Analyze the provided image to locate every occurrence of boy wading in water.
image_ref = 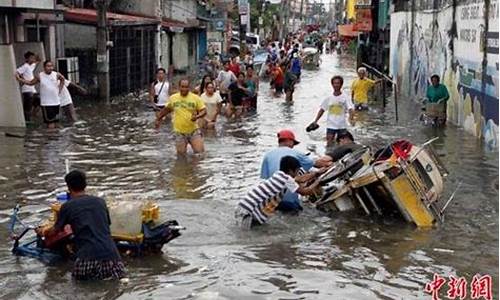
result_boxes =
[235,156,321,230]
[15,51,40,122]
[37,170,126,280]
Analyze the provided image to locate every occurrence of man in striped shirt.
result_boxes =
[236,156,320,229]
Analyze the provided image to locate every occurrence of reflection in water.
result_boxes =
[0,54,497,299]
[170,156,208,200]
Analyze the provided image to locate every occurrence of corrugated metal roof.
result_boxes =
[64,8,159,26]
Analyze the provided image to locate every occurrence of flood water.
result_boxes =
[0,54,498,300]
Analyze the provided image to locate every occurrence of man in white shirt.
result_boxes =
[309,75,355,147]
[215,61,237,103]
[15,51,39,122]
[21,60,65,129]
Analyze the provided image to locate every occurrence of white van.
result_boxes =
[231,31,260,51]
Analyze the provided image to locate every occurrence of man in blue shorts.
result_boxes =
[261,129,332,212]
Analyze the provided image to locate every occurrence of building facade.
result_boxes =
[63,8,159,95]
[390,0,499,147]
[0,0,63,127]
[60,0,209,96]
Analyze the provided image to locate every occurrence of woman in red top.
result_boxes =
[228,56,240,77]
[271,63,285,96]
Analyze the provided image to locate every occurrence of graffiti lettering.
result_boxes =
[486,32,499,53]
[487,36,499,48]
[489,2,498,19]
[459,29,477,43]
[460,4,483,20]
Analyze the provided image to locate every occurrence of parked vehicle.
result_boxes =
[302,47,321,69]
[246,32,260,51]
[230,31,261,52]
[253,49,269,78]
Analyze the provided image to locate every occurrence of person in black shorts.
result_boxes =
[228,73,251,118]
[22,60,65,129]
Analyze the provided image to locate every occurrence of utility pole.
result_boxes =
[95,0,110,103]
[239,13,246,57]
[238,0,247,58]
[284,0,290,36]
[300,0,304,25]
[279,0,288,41]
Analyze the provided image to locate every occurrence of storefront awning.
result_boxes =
[65,8,159,26]
[161,17,202,32]
[338,24,359,37]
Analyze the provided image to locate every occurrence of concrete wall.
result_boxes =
[112,0,161,18]
[0,45,25,127]
[64,23,95,49]
[0,0,54,10]
[163,0,198,24]
[390,0,499,148]
[159,30,171,68]
[172,32,189,70]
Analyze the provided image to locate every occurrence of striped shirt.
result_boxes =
[238,171,299,224]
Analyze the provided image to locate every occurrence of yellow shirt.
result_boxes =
[351,78,375,104]
[167,92,206,134]
[346,0,356,20]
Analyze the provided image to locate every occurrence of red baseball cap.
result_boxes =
[277,129,300,145]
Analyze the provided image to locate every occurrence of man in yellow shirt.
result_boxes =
[155,78,207,155]
[351,67,381,110]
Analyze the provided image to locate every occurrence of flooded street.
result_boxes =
[0,54,498,300]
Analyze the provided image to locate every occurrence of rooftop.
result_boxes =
[64,8,159,26]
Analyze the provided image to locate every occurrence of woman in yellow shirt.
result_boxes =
[155,78,207,155]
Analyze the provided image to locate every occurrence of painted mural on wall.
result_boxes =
[390,0,499,148]
[390,9,453,101]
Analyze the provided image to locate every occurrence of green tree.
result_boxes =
[232,0,280,36]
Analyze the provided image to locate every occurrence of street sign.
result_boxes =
[170,26,184,33]
[238,0,248,14]
[353,9,373,31]
[214,19,225,31]
[240,14,248,25]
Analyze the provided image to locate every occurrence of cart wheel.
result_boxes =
[319,147,370,185]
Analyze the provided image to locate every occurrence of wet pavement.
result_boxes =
[0,54,498,300]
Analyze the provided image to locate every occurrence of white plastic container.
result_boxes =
[107,199,143,236]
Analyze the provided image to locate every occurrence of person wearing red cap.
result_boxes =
[260,129,331,212]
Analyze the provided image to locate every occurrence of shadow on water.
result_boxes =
[0,54,497,299]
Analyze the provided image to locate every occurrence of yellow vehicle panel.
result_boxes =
[390,175,435,227]
[112,233,144,243]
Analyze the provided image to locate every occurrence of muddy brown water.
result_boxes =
[0,55,497,300]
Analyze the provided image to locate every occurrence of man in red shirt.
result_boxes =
[228,56,240,77]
